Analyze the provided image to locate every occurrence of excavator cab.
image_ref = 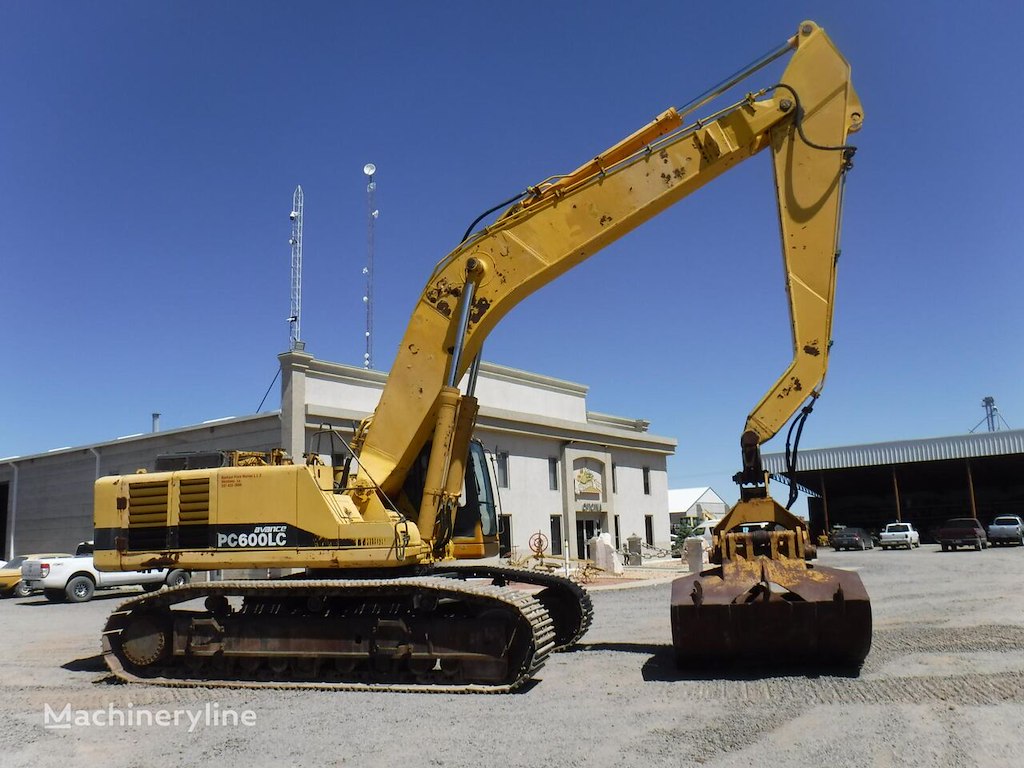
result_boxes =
[452,441,501,559]
[397,437,500,560]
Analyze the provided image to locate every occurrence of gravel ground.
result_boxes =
[2,545,1023,768]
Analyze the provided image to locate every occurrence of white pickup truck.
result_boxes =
[879,522,920,550]
[21,541,190,603]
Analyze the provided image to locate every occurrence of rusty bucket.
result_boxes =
[670,556,871,670]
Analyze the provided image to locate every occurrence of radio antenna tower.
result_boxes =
[970,396,1011,433]
[362,164,378,369]
[288,185,304,351]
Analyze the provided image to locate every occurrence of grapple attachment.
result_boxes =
[670,496,871,670]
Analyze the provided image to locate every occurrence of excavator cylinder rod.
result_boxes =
[102,579,555,694]
[669,561,871,669]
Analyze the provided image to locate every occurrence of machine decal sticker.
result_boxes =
[216,524,289,548]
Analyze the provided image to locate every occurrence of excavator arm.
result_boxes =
[354,20,862,553]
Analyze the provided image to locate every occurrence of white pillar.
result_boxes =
[278,349,314,461]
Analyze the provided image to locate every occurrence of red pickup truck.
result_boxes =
[938,518,989,552]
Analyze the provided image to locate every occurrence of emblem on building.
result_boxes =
[574,467,603,496]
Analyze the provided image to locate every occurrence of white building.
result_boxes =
[0,351,676,561]
[667,487,729,531]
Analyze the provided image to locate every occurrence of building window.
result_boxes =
[613,515,621,550]
[645,514,654,546]
[642,466,651,495]
[495,451,509,488]
[549,516,563,556]
[548,458,559,491]
[611,463,618,494]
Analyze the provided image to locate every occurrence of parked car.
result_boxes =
[938,518,988,552]
[827,525,847,546]
[879,522,921,550]
[21,541,190,603]
[685,520,720,551]
[831,527,874,551]
[986,515,1024,546]
[0,553,73,598]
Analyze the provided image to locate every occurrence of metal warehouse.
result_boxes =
[0,350,676,561]
[763,429,1024,542]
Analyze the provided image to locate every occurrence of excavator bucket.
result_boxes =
[671,498,871,670]
[670,555,871,669]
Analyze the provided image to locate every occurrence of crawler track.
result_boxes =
[437,565,593,651]
[102,578,555,694]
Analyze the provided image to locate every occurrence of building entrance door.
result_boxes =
[576,518,600,558]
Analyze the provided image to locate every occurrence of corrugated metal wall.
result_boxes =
[0,415,281,556]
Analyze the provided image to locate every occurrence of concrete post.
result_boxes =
[278,349,314,461]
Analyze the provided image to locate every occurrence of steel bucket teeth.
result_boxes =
[670,561,871,670]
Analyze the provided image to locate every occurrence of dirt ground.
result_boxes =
[2,545,1023,768]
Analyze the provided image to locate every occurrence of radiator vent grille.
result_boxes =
[127,480,169,550]
[128,481,169,527]
[178,477,211,549]
[178,478,210,524]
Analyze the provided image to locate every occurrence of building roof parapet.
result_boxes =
[283,352,590,398]
[480,407,675,454]
[587,411,650,432]
[305,403,675,453]
[296,356,389,387]
[475,362,588,396]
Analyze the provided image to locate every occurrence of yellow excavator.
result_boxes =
[94,20,868,692]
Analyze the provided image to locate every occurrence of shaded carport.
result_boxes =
[763,430,1024,543]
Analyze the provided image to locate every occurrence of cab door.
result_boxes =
[452,441,501,559]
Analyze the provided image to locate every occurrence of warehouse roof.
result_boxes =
[763,429,1024,474]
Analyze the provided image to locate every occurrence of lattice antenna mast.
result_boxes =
[363,164,378,369]
[288,185,304,350]
[971,396,1011,433]
[985,396,998,432]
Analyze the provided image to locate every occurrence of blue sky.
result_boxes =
[2,2,1022,505]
